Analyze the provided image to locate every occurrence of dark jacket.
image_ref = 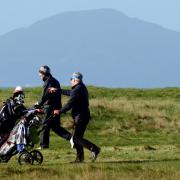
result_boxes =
[39,75,62,110]
[61,82,90,123]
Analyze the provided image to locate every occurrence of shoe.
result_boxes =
[91,147,100,162]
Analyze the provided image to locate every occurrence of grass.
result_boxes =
[1,87,180,179]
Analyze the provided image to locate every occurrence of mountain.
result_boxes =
[0,8,180,88]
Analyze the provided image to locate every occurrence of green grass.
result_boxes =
[1,87,180,179]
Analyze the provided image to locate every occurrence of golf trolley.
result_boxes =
[0,108,44,165]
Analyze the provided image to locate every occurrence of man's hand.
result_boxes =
[36,109,44,114]
[53,109,61,116]
[48,87,58,93]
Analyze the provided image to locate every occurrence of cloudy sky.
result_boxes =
[0,0,179,35]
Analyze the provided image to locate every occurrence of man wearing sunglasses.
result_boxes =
[53,72,100,163]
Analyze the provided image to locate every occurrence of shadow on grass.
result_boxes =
[52,159,180,166]
[99,159,180,164]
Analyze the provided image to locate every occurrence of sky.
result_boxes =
[0,0,180,35]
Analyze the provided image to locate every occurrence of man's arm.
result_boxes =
[38,89,51,106]
[38,83,52,106]
[61,89,71,96]
[60,89,78,113]
[48,88,70,96]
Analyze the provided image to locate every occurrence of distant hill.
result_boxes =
[0,8,180,88]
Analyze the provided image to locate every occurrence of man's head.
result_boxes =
[13,86,25,104]
[38,66,51,81]
[70,72,83,87]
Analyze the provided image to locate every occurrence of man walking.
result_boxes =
[37,65,71,149]
[54,72,100,162]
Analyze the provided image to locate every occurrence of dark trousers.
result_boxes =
[40,109,71,148]
[73,121,99,160]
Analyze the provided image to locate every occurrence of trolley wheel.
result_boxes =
[18,151,34,165]
[0,155,11,163]
[30,150,43,165]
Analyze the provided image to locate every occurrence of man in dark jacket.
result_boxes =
[37,66,71,149]
[54,72,100,162]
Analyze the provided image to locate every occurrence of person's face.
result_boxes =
[70,79,75,87]
[71,79,79,87]
[39,72,45,81]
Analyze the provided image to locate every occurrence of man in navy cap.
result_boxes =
[53,72,100,163]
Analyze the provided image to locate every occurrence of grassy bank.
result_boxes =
[0,87,180,179]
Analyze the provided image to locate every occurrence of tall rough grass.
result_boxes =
[0,87,180,179]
